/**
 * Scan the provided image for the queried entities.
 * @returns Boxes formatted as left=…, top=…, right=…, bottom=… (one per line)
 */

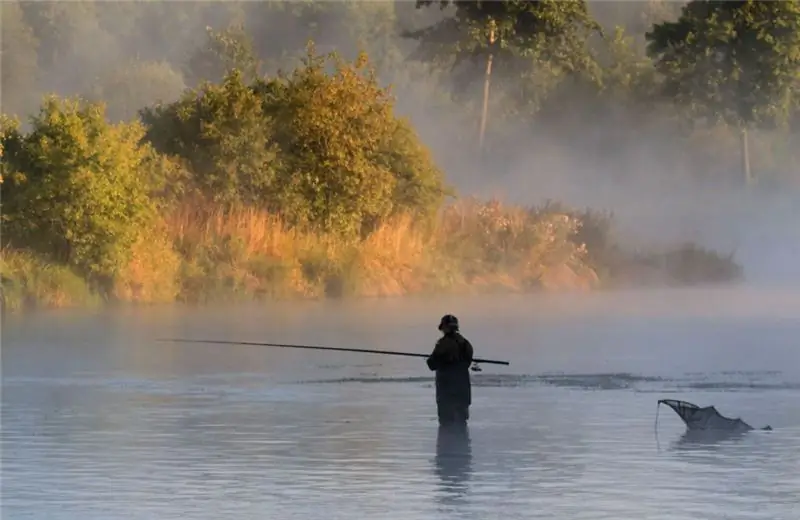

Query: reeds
left=0, top=197, right=743, bottom=312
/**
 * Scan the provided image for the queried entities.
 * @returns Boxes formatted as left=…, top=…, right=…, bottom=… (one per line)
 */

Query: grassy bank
left=1, top=198, right=742, bottom=314
left=0, top=249, right=101, bottom=313
left=0, top=44, right=745, bottom=315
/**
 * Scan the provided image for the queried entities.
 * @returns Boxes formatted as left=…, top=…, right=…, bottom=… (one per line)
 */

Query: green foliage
left=185, top=23, right=262, bottom=86
left=597, top=27, right=657, bottom=101
left=407, top=0, right=603, bottom=104
left=0, top=5, right=756, bottom=312
left=660, top=242, right=743, bottom=285
left=646, top=0, right=800, bottom=128
left=381, top=118, right=452, bottom=221
left=141, top=69, right=278, bottom=208
left=590, top=1, right=685, bottom=40
left=1, top=97, right=158, bottom=288
left=435, top=198, right=590, bottom=285
left=143, top=46, right=448, bottom=236
left=1, top=248, right=99, bottom=312
left=261, top=45, right=447, bottom=235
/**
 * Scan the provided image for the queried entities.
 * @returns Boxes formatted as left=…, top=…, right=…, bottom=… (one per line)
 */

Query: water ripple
left=294, top=370, right=800, bottom=393
left=3, top=303, right=800, bottom=520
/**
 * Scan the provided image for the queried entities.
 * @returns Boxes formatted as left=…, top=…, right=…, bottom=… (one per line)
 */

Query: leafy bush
left=1, top=97, right=159, bottom=290
left=0, top=248, right=99, bottom=312
left=112, top=221, right=182, bottom=304
left=141, top=69, right=279, bottom=208
left=142, top=46, right=449, bottom=237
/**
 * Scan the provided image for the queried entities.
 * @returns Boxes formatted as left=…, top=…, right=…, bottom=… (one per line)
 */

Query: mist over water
left=5, top=0, right=800, bottom=290
left=4, top=2, right=800, bottom=518
left=3, top=290, right=800, bottom=520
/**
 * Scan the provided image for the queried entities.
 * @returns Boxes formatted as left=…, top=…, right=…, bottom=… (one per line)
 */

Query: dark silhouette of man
left=426, top=314, right=474, bottom=425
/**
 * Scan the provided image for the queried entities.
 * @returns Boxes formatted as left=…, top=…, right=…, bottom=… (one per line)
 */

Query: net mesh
left=658, top=399, right=755, bottom=432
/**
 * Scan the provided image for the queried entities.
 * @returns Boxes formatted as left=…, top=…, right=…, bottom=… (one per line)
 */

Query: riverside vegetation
left=5, top=0, right=799, bottom=313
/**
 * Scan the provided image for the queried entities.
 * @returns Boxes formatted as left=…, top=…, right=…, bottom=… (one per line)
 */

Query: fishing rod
left=157, top=338, right=511, bottom=366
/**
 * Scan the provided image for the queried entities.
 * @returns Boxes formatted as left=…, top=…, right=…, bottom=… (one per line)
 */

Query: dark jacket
left=426, top=331, right=474, bottom=407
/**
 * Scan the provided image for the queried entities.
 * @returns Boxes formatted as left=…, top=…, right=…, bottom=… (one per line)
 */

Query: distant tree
left=646, top=0, right=800, bottom=185
left=18, top=1, right=119, bottom=95
left=1, top=1, right=40, bottom=118
left=406, top=0, right=602, bottom=150
left=89, top=60, right=187, bottom=123
left=184, top=23, right=262, bottom=86
left=589, top=0, right=685, bottom=39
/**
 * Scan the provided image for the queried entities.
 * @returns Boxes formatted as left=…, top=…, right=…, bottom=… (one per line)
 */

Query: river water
left=2, top=288, right=800, bottom=520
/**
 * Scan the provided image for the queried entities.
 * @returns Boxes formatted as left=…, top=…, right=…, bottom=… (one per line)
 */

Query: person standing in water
left=426, top=314, right=475, bottom=425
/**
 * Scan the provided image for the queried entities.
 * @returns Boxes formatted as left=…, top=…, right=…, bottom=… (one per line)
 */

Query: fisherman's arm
left=426, top=339, right=449, bottom=371
left=462, top=338, right=474, bottom=363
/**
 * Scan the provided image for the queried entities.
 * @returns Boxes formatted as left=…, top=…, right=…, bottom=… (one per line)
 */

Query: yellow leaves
left=1, top=95, right=160, bottom=286
left=263, top=46, right=425, bottom=235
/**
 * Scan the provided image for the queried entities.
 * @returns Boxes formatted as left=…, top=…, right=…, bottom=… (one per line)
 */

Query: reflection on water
left=433, top=424, right=472, bottom=507
left=3, top=293, right=800, bottom=520
left=673, top=428, right=752, bottom=451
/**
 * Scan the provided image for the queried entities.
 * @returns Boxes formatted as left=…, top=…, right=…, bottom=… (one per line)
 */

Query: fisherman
left=426, top=314, right=475, bottom=425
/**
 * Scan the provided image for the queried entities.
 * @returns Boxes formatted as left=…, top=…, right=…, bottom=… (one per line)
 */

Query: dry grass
left=112, top=221, right=182, bottom=304
left=158, top=197, right=599, bottom=304
left=1, top=197, right=743, bottom=312
left=0, top=247, right=99, bottom=312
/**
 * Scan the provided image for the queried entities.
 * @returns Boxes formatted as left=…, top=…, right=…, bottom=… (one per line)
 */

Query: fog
left=3, top=0, right=800, bottom=288
left=4, top=291, right=800, bottom=519
left=5, top=6, right=800, bottom=516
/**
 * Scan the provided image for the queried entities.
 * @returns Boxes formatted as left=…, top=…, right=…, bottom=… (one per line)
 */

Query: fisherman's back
left=427, top=323, right=474, bottom=424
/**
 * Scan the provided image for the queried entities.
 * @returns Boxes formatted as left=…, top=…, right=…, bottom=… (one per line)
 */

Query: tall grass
left=1, top=198, right=743, bottom=312
left=162, top=197, right=601, bottom=303
left=0, top=248, right=100, bottom=313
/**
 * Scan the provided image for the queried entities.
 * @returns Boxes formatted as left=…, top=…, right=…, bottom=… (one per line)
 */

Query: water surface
left=3, top=289, right=800, bottom=519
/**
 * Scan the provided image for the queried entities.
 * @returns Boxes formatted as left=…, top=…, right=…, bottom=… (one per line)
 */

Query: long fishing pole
left=157, top=338, right=510, bottom=366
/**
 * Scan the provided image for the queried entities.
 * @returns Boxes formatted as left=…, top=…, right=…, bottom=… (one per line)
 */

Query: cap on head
left=438, top=314, right=459, bottom=332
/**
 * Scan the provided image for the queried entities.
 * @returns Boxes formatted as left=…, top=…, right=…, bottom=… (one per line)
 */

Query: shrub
left=141, top=69, right=279, bottom=208
left=1, top=97, right=159, bottom=290
left=142, top=45, right=449, bottom=238
left=112, top=221, right=181, bottom=304
left=0, top=248, right=98, bottom=312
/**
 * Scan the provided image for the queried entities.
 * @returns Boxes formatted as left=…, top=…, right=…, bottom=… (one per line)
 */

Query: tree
left=142, top=46, right=448, bottom=235
left=259, top=45, right=447, bottom=235
left=18, top=1, right=119, bottom=96
left=1, top=97, right=160, bottom=289
left=646, top=0, right=800, bottom=185
left=140, top=69, right=277, bottom=208
left=184, top=23, right=262, bottom=86
left=406, top=0, right=602, bottom=150
left=89, top=60, right=187, bottom=122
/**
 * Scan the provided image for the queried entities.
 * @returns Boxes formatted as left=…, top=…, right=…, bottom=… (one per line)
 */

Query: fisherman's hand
left=426, top=356, right=437, bottom=371
left=470, top=363, right=482, bottom=372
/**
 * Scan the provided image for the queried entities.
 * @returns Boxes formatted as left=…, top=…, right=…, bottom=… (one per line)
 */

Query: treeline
left=4, top=0, right=800, bottom=186
left=5, top=0, right=796, bottom=312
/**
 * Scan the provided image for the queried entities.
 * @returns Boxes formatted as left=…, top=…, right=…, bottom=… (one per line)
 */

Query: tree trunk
left=741, top=126, right=752, bottom=186
left=478, top=21, right=496, bottom=153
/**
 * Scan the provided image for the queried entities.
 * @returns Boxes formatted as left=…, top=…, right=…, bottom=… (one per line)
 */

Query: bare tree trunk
left=478, top=21, right=496, bottom=153
left=741, top=126, right=752, bottom=186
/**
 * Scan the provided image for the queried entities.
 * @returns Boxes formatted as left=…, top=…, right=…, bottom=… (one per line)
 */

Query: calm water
left=3, top=288, right=800, bottom=520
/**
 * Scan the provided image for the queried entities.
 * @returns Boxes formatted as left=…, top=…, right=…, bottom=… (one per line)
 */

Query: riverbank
left=0, top=49, right=743, bottom=316
left=0, top=197, right=742, bottom=315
